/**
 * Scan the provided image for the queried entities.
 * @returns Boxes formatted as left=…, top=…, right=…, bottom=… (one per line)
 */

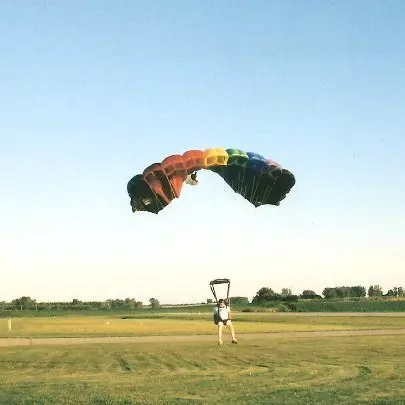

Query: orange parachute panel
left=182, top=150, right=207, bottom=173
left=160, top=155, right=187, bottom=198
left=143, top=163, right=172, bottom=204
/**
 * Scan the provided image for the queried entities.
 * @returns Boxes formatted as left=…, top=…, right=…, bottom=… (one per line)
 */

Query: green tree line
left=1, top=285, right=404, bottom=311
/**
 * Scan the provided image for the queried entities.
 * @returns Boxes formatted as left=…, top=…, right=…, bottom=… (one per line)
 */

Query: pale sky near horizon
left=1, top=1, right=404, bottom=304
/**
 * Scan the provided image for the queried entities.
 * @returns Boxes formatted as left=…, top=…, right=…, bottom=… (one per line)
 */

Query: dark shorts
left=214, top=317, right=229, bottom=326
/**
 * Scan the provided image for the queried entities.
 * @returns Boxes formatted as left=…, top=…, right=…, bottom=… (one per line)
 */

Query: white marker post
left=8, top=318, right=12, bottom=333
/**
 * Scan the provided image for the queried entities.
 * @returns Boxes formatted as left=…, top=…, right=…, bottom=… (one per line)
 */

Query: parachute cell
left=127, top=147, right=296, bottom=214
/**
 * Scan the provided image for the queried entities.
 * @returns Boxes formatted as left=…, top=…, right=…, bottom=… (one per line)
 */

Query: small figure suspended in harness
left=209, top=279, right=238, bottom=345
left=185, top=171, right=199, bottom=186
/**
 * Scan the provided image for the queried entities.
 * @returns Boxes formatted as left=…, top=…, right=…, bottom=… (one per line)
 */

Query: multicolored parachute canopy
left=127, top=147, right=296, bottom=214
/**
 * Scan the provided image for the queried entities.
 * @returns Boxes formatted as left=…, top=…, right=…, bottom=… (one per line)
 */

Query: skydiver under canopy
left=185, top=171, right=198, bottom=186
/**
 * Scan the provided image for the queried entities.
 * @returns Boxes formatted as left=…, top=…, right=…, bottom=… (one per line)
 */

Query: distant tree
left=368, top=285, right=383, bottom=297
left=335, top=287, right=346, bottom=298
left=11, top=296, right=36, bottom=310
left=300, top=290, right=321, bottom=299
left=103, top=300, right=112, bottom=309
left=108, top=299, right=125, bottom=309
left=149, top=298, right=161, bottom=309
left=281, top=288, right=292, bottom=297
left=206, top=298, right=213, bottom=304
left=72, top=299, right=82, bottom=305
left=230, top=297, right=249, bottom=305
left=323, top=286, right=366, bottom=299
left=252, top=287, right=280, bottom=304
left=350, top=286, right=366, bottom=297
left=123, top=298, right=143, bottom=310
left=323, top=288, right=337, bottom=299
left=388, top=287, right=405, bottom=298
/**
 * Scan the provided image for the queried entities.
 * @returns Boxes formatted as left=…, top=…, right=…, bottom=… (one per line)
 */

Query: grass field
left=2, top=313, right=405, bottom=404
left=2, top=312, right=405, bottom=338
left=294, top=299, right=405, bottom=312
left=1, top=334, right=405, bottom=404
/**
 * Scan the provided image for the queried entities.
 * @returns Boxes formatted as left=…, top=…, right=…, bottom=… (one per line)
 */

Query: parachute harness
left=210, top=278, right=231, bottom=325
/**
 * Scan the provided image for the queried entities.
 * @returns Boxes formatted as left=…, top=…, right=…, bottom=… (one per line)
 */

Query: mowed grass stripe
left=3, top=313, right=405, bottom=338
left=1, top=336, right=405, bottom=404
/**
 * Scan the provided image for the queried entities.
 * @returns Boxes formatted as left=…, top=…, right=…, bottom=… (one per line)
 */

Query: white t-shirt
left=214, top=305, right=230, bottom=320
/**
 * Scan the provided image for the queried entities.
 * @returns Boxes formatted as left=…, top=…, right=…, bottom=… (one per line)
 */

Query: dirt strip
left=1, top=329, right=405, bottom=347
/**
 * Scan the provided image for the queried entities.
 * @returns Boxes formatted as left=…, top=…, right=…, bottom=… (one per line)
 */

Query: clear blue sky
left=1, top=1, right=404, bottom=304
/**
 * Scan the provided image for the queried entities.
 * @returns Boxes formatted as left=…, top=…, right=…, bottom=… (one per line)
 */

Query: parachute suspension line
left=247, top=172, right=255, bottom=203
left=260, top=177, right=272, bottom=205
left=133, top=200, right=143, bottom=211
left=157, top=198, right=165, bottom=211
left=232, top=173, right=238, bottom=197
left=262, top=171, right=280, bottom=204
left=250, top=176, right=257, bottom=205
left=249, top=170, right=264, bottom=206
left=233, top=170, right=240, bottom=197
left=262, top=184, right=272, bottom=206
left=249, top=173, right=261, bottom=205
left=241, top=169, right=247, bottom=199
left=238, top=168, right=246, bottom=200
left=260, top=173, right=274, bottom=205
left=229, top=169, right=244, bottom=199
left=210, top=283, right=218, bottom=303
left=150, top=187, right=167, bottom=212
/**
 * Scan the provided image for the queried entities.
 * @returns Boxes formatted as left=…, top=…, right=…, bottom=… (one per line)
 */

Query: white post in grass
left=8, top=318, right=12, bottom=332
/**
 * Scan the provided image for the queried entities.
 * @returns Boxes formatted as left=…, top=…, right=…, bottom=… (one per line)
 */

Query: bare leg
left=217, top=322, right=224, bottom=344
left=227, top=320, right=237, bottom=342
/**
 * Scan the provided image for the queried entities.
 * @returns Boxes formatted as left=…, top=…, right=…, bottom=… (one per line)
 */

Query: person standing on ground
left=213, top=298, right=238, bottom=345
